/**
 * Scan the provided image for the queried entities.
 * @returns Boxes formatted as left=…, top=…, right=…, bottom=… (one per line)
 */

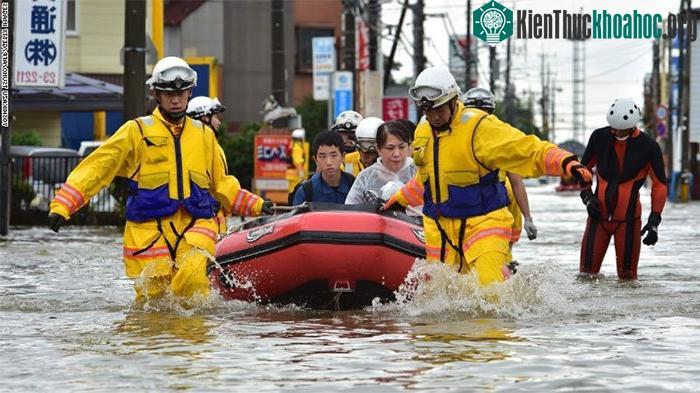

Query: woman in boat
left=344, top=121, right=417, bottom=206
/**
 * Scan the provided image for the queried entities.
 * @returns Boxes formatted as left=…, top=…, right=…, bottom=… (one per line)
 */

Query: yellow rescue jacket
left=50, top=108, right=263, bottom=221
left=392, top=102, right=573, bottom=217
left=343, top=150, right=364, bottom=176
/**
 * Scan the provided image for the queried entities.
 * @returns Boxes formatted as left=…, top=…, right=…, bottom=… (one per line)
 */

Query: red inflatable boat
left=209, top=203, right=425, bottom=310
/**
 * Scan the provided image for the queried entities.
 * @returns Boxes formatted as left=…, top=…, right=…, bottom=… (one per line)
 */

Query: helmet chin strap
left=431, top=100, right=456, bottom=132
left=159, top=106, right=186, bottom=122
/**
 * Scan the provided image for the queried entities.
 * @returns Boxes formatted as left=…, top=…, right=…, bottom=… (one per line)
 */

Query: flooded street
left=2, top=184, right=700, bottom=392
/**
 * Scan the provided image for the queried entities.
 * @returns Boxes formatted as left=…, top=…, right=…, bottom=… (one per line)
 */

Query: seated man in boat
left=292, top=131, right=355, bottom=204
left=384, top=66, right=592, bottom=286
left=47, top=56, right=274, bottom=304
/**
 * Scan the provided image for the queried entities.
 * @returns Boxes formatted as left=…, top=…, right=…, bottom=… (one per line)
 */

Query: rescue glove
left=641, top=212, right=661, bottom=246
left=524, top=217, right=538, bottom=240
left=261, top=200, right=275, bottom=215
left=563, top=155, right=593, bottom=187
left=48, top=213, right=66, bottom=233
left=580, top=189, right=601, bottom=220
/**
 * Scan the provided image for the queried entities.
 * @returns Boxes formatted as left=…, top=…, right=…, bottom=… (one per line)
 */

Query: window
left=66, top=0, right=78, bottom=36
left=296, top=27, right=334, bottom=74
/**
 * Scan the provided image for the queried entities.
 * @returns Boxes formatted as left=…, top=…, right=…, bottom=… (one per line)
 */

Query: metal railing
left=10, top=155, right=124, bottom=225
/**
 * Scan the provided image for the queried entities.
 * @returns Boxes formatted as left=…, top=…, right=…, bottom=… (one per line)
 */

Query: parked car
left=9, top=146, right=82, bottom=211
left=78, top=140, right=104, bottom=157
left=10, top=146, right=81, bottom=184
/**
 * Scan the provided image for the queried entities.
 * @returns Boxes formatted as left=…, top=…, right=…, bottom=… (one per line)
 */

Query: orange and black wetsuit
left=579, top=127, right=667, bottom=279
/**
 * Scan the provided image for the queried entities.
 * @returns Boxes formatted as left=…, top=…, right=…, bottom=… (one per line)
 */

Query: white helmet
left=409, top=66, right=461, bottom=110
left=291, top=128, right=305, bottom=140
left=187, top=96, right=214, bottom=119
left=187, top=96, right=226, bottom=120
left=355, top=117, right=384, bottom=153
left=332, top=110, right=364, bottom=134
left=146, top=56, right=197, bottom=91
left=606, top=98, right=641, bottom=130
left=463, top=87, right=495, bottom=112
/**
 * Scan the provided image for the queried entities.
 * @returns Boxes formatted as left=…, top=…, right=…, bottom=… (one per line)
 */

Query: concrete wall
left=12, top=112, right=62, bottom=148
left=223, top=1, right=295, bottom=128
left=293, top=0, right=343, bottom=106
left=180, top=1, right=224, bottom=61
left=64, top=0, right=125, bottom=74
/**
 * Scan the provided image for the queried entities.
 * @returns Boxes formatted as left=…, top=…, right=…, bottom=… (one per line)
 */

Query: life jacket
left=288, top=172, right=355, bottom=205
left=412, top=103, right=509, bottom=220
left=125, top=115, right=220, bottom=222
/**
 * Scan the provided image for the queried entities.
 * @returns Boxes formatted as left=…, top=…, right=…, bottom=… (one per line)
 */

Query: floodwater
left=2, top=185, right=699, bottom=392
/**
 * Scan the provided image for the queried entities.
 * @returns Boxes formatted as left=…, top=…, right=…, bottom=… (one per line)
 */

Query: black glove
left=563, top=155, right=593, bottom=187
left=641, top=212, right=661, bottom=246
left=580, top=189, right=601, bottom=220
left=261, top=200, right=275, bottom=215
left=48, top=213, right=66, bottom=233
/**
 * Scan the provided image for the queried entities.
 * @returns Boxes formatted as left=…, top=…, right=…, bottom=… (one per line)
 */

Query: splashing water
left=370, top=258, right=583, bottom=320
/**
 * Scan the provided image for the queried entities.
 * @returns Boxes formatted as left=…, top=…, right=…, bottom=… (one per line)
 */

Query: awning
left=11, top=73, right=124, bottom=112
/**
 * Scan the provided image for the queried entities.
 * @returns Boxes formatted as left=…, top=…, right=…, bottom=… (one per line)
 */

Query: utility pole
left=123, top=0, right=146, bottom=121
left=465, top=0, right=472, bottom=89
left=680, top=0, right=692, bottom=172
left=384, top=0, right=408, bottom=91
left=489, top=46, right=497, bottom=94
left=539, top=52, right=549, bottom=140
left=0, top=0, right=14, bottom=236
left=503, top=36, right=515, bottom=123
left=343, top=0, right=356, bottom=106
left=368, top=0, right=380, bottom=71
left=413, top=0, right=426, bottom=80
left=651, top=39, right=660, bottom=138
left=271, top=0, right=286, bottom=106
left=550, top=74, right=557, bottom=143
left=570, top=7, right=586, bottom=143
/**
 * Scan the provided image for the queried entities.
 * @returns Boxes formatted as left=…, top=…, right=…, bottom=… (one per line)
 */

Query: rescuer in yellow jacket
left=385, top=66, right=592, bottom=285
left=332, top=110, right=367, bottom=176
left=286, top=128, right=307, bottom=194
left=462, top=87, right=538, bottom=264
left=186, top=95, right=230, bottom=235
left=47, top=57, right=273, bottom=303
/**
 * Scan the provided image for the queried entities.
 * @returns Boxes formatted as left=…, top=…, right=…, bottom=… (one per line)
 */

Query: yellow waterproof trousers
left=504, top=179, right=522, bottom=262
left=423, top=208, right=513, bottom=286
left=122, top=208, right=219, bottom=301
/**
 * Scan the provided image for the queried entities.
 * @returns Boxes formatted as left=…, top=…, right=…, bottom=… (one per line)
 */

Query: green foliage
left=295, top=95, right=328, bottom=146
left=11, top=175, right=35, bottom=209
left=11, top=130, right=43, bottom=146
left=494, top=96, right=543, bottom=140
left=219, top=123, right=260, bottom=190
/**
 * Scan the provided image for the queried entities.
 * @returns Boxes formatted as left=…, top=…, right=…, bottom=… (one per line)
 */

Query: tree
left=219, top=123, right=260, bottom=190
left=494, top=96, right=543, bottom=140
left=295, top=95, right=327, bottom=147
left=11, top=130, right=43, bottom=146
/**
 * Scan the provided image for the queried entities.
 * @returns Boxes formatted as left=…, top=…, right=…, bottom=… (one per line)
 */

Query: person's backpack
left=287, top=172, right=355, bottom=205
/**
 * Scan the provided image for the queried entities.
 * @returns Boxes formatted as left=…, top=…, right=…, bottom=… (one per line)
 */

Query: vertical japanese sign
left=312, top=36, right=335, bottom=101
left=13, top=0, right=65, bottom=88
left=333, top=71, right=353, bottom=119
left=382, top=97, right=409, bottom=121
left=356, top=19, right=369, bottom=71
left=1, top=0, right=10, bottom=128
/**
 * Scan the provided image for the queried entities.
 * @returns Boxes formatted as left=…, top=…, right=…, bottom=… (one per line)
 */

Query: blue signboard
left=333, top=71, right=353, bottom=119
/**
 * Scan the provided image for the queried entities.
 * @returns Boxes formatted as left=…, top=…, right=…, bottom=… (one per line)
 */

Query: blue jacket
left=292, top=172, right=353, bottom=205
